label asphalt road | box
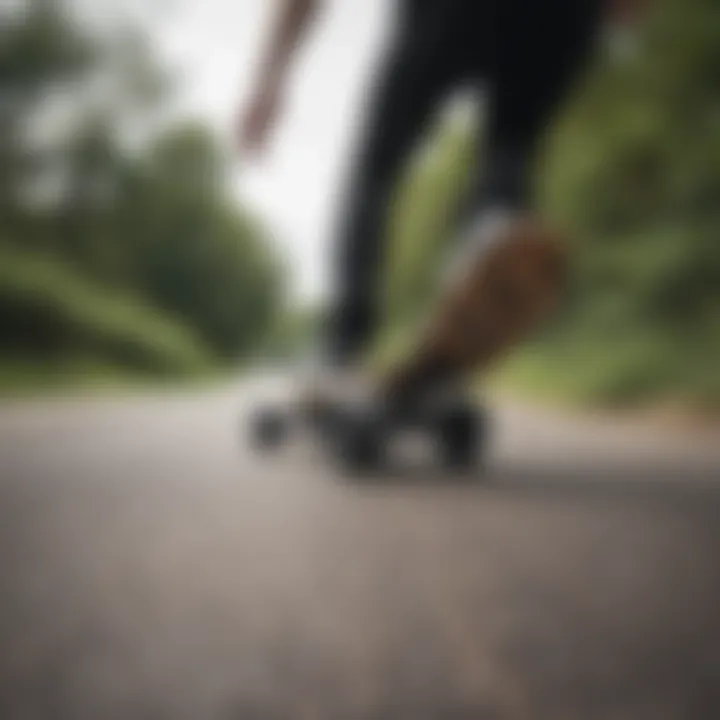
[1,379,719,719]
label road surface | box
[1,379,719,719]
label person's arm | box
[238,0,323,155]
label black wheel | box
[331,405,388,475]
[436,402,487,472]
[249,406,290,452]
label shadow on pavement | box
[346,457,720,507]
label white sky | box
[151,0,392,301]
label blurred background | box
[0,0,718,408]
[1,1,720,719]
[0,0,289,391]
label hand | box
[237,81,283,157]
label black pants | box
[329,0,602,362]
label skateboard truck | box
[249,381,489,476]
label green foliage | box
[383,109,477,330]
[0,247,211,374]
[0,0,93,102]
[535,0,720,406]
[0,0,285,387]
[259,303,323,359]
[123,124,284,361]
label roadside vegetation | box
[0,0,285,392]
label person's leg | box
[469,0,603,214]
[384,1,604,400]
[328,28,456,365]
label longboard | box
[250,215,566,474]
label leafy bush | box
[0,247,211,375]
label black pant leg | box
[477,0,603,212]
[328,31,455,363]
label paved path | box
[1,380,719,719]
